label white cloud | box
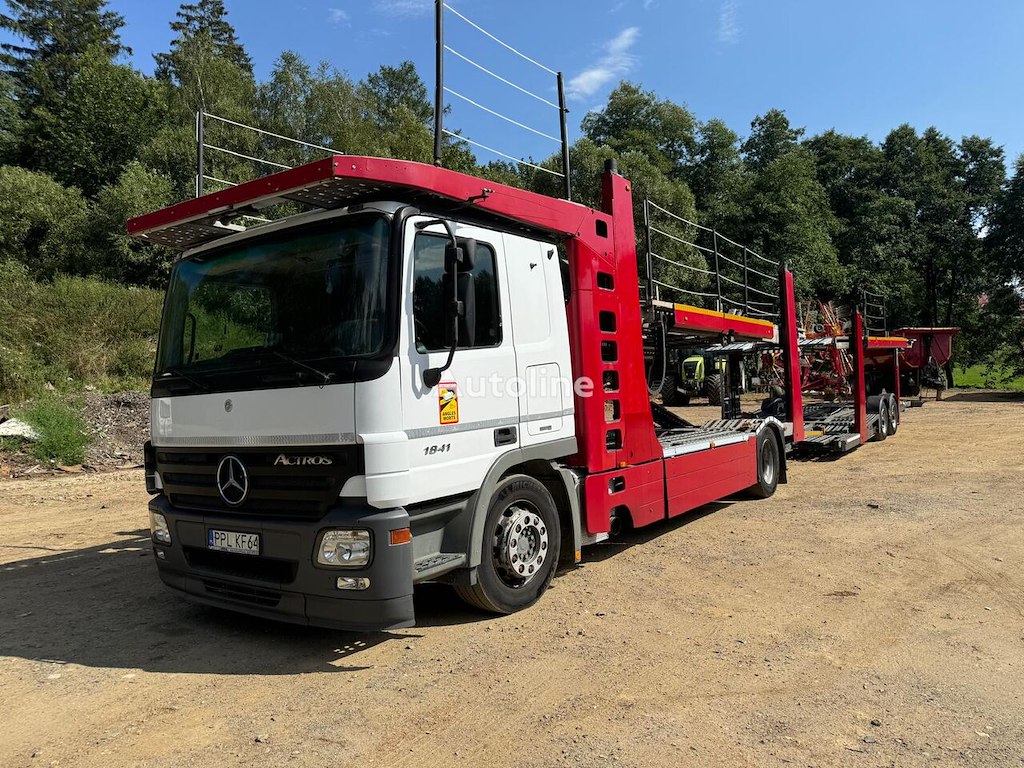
[717,0,740,44]
[374,0,434,16]
[328,8,349,25]
[567,26,640,100]
[643,0,656,8]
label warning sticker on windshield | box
[439,383,459,425]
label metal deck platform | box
[657,426,754,458]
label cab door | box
[503,232,575,448]
[399,217,519,504]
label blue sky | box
[10,0,1024,169]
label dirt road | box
[2,393,1023,767]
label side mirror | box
[445,237,477,272]
[442,271,477,348]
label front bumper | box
[148,496,415,631]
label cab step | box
[413,552,467,581]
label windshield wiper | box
[267,349,335,388]
[159,367,210,392]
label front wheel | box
[747,431,780,499]
[456,475,561,614]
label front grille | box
[184,546,298,584]
[157,446,361,520]
[202,578,282,607]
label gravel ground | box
[0,391,148,479]
[0,392,1022,767]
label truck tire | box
[705,373,723,406]
[747,430,780,499]
[873,399,889,441]
[887,393,899,434]
[456,474,561,614]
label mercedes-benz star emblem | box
[216,455,249,507]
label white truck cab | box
[145,200,576,630]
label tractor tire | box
[455,475,561,615]
[659,373,683,406]
[705,373,724,406]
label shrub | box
[17,395,92,465]
[0,261,164,402]
[0,166,91,279]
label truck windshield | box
[155,214,391,389]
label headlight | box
[150,511,171,545]
[317,530,371,568]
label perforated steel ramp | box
[704,341,776,353]
[658,426,753,458]
[800,403,880,453]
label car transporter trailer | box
[128,150,916,631]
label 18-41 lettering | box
[423,443,452,456]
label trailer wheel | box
[705,373,723,406]
[456,474,561,615]
[747,431,780,499]
[887,393,899,434]
[874,399,889,441]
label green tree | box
[741,147,845,299]
[305,62,372,154]
[0,165,89,279]
[987,154,1024,283]
[361,61,437,164]
[687,117,746,230]
[581,81,697,178]
[256,51,318,167]
[143,0,257,199]
[742,108,804,172]
[89,162,175,285]
[154,0,251,80]
[27,46,165,196]
[737,112,844,298]
[982,154,1024,376]
[1,0,129,170]
[365,60,433,127]
[1,0,127,100]
[805,130,916,318]
[880,125,1004,329]
[0,70,21,162]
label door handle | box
[494,426,518,446]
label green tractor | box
[659,351,730,407]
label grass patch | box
[0,260,163,402]
[15,395,92,465]
[954,364,1024,391]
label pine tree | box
[154,0,252,82]
[0,0,127,102]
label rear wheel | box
[887,393,899,434]
[705,373,723,406]
[747,431,780,499]
[455,475,561,614]
[874,399,889,441]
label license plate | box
[208,529,261,556]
